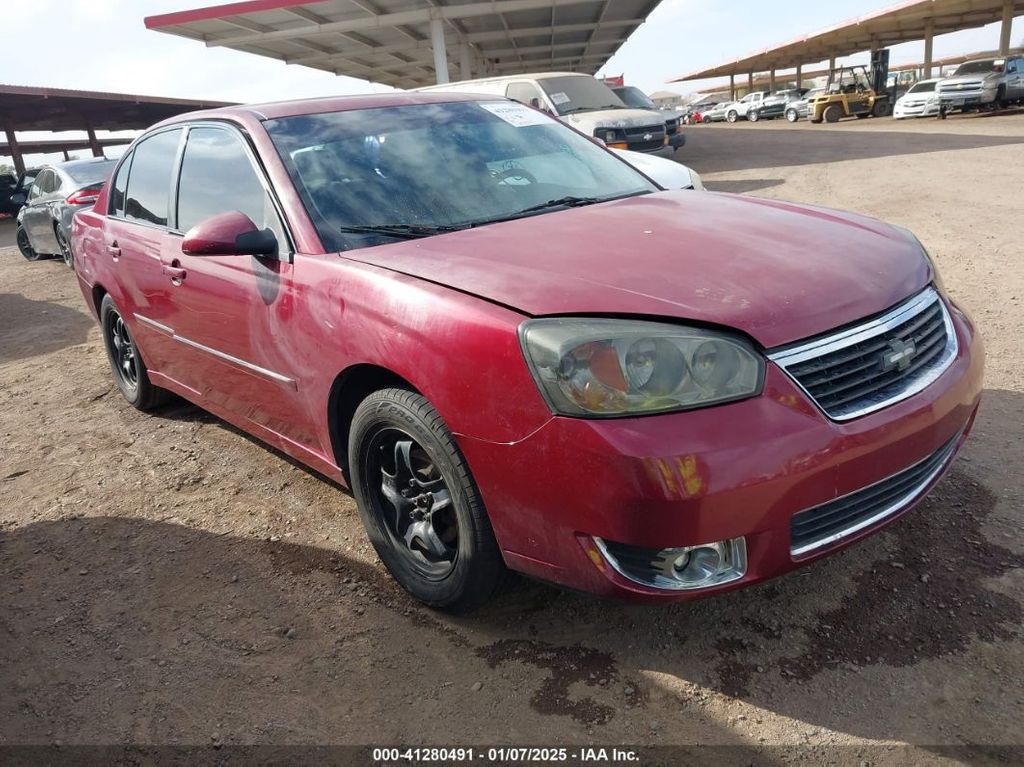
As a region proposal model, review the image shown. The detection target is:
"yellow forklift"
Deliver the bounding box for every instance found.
[809,50,893,123]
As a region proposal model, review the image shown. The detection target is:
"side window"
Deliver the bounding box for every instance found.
[28,170,52,200]
[51,173,63,193]
[505,82,544,107]
[175,126,285,248]
[124,128,181,227]
[109,152,133,217]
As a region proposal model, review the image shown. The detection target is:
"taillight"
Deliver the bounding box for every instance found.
[66,184,103,206]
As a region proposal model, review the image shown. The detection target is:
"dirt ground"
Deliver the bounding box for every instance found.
[2,112,1023,760]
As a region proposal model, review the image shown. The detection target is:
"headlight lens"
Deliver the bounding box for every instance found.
[520,319,764,417]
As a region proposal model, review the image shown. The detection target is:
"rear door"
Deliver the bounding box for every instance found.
[103,127,185,374]
[21,170,57,250]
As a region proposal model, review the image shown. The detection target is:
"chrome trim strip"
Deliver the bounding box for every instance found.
[768,287,958,421]
[592,536,747,592]
[133,313,297,391]
[790,434,961,557]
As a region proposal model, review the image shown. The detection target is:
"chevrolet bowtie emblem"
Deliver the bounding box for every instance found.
[643,133,654,141]
[881,338,917,372]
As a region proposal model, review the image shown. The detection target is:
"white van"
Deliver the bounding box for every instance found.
[418,72,676,158]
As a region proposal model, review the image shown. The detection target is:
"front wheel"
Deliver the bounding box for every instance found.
[726,110,738,123]
[823,104,842,123]
[748,109,760,123]
[785,108,799,122]
[349,388,505,611]
[16,227,41,261]
[100,295,171,411]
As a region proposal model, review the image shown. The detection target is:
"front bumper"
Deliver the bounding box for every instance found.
[938,89,996,108]
[894,101,940,118]
[459,299,983,602]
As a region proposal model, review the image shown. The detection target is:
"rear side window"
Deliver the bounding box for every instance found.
[125,128,181,227]
[29,170,54,199]
[176,126,284,241]
[109,153,133,217]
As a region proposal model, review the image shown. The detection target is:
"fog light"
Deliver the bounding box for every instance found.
[594,537,747,591]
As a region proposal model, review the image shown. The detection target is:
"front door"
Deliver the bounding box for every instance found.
[157,124,316,448]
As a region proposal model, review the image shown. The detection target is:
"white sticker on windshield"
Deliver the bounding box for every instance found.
[479,102,551,127]
[549,91,571,105]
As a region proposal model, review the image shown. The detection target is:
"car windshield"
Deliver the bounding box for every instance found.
[65,160,116,185]
[538,76,626,115]
[265,100,658,251]
[613,86,656,110]
[908,81,937,93]
[954,59,1004,75]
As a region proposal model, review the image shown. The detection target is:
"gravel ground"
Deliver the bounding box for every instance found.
[1,111,1022,760]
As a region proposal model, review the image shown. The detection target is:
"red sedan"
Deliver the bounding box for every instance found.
[71,93,983,610]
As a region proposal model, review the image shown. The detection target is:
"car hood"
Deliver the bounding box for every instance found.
[565,108,664,130]
[940,73,1000,87]
[341,192,931,349]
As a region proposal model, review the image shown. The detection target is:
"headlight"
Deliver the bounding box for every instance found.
[519,318,764,417]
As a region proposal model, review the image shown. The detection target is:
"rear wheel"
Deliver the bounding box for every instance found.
[16,227,41,261]
[748,109,760,123]
[349,388,505,611]
[55,225,73,268]
[823,104,842,123]
[100,295,171,411]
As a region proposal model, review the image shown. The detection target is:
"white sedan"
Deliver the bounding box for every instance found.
[894,79,941,119]
[613,149,705,190]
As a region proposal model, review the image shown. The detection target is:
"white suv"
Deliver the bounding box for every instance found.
[724,91,770,123]
[418,72,675,157]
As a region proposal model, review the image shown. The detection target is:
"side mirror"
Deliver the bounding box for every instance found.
[9,192,26,205]
[181,210,277,257]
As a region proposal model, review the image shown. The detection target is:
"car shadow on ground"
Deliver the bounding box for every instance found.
[0,291,93,364]
[684,127,1024,173]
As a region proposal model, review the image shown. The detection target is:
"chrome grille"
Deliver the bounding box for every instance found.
[769,288,957,421]
[790,431,960,556]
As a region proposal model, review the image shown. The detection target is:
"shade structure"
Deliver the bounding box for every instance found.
[145,0,663,88]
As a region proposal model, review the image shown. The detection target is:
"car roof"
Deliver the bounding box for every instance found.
[416,71,591,90]
[147,90,498,129]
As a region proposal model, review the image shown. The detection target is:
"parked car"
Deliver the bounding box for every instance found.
[613,149,703,190]
[611,86,685,150]
[15,158,116,266]
[701,101,733,123]
[936,55,1024,114]
[784,88,825,122]
[72,93,982,611]
[893,79,941,119]
[0,167,40,216]
[418,72,675,157]
[754,88,809,121]
[724,91,770,122]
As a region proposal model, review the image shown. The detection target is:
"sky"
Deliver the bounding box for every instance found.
[3,0,1020,166]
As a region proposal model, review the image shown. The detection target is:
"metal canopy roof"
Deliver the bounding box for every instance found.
[0,84,233,132]
[145,0,663,89]
[669,0,1024,82]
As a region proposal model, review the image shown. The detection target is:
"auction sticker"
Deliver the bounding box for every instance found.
[479,102,551,127]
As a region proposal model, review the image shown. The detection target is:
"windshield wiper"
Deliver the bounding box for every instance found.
[338,223,465,240]
[474,192,649,226]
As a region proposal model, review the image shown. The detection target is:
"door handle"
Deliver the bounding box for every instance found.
[162,261,187,284]
[106,242,121,258]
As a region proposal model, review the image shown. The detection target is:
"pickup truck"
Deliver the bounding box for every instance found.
[936,55,1024,114]
[723,91,770,122]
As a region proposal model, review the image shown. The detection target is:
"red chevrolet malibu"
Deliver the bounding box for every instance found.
[71,93,983,610]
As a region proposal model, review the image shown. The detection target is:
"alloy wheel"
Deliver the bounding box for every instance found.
[16,227,38,261]
[108,313,139,389]
[366,428,458,579]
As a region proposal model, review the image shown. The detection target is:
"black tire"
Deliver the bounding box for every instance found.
[823,104,842,123]
[16,227,41,261]
[99,294,171,411]
[726,110,738,123]
[748,109,760,123]
[55,225,74,268]
[872,100,892,117]
[785,108,799,122]
[349,388,504,611]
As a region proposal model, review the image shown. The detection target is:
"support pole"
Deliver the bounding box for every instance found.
[429,17,449,84]
[796,64,802,88]
[769,68,776,92]
[459,41,472,81]
[729,73,735,101]
[4,128,25,175]
[923,20,934,79]
[86,127,104,158]
[747,72,754,94]
[1000,0,1013,56]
